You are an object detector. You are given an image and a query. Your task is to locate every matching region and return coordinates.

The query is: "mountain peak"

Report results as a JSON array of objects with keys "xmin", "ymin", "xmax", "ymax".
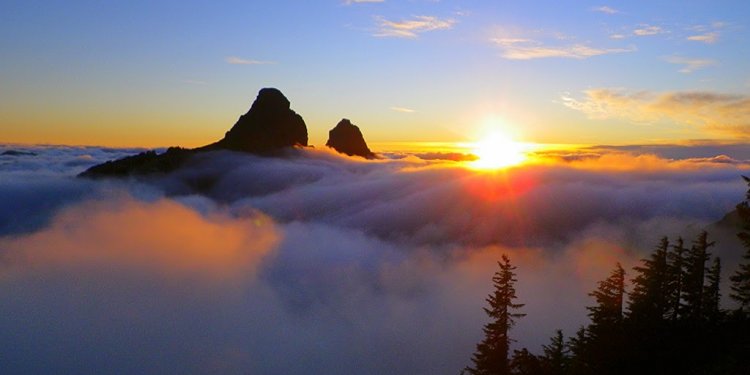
[{"xmin": 326, "ymin": 118, "xmax": 375, "ymax": 159}]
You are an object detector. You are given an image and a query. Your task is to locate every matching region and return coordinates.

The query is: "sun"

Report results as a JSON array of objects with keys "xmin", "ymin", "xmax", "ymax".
[{"xmin": 469, "ymin": 132, "xmax": 528, "ymax": 170}]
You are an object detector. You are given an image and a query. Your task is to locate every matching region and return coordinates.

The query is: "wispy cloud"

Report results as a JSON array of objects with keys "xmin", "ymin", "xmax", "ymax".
[
  {"xmin": 491, "ymin": 37, "xmax": 635, "ymax": 60},
  {"xmin": 687, "ymin": 31, "xmax": 719, "ymax": 44},
  {"xmin": 343, "ymin": 0, "xmax": 384, "ymax": 4},
  {"xmin": 374, "ymin": 15, "xmax": 455, "ymax": 38},
  {"xmin": 593, "ymin": 6, "xmax": 620, "ymax": 14},
  {"xmin": 391, "ymin": 106, "xmax": 416, "ymax": 113},
  {"xmin": 664, "ymin": 56, "xmax": 717, "ymax": 73},
  {"xmin": 225, "ymin": 56, "xmax": 276, "ymax": 65},
  {"xmin": 633, "ymin": 24, "xmax": 665, "ymax": 36},
  {"xmin": 562, "ymin": 89, "xmax": 750, "ymax": 136},
  {"xmin": 686, "ymin": 21, "xmax": 725, "ymax": 44}
]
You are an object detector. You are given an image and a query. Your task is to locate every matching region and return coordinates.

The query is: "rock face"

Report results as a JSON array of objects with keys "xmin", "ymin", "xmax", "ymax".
[
  {"xmin": 211, "ymin": 88, "xmax": 308, "ymax": 153},
  {"xmin": 326, "ymin": 119, "xmax": 375, "ymax": 159},
  {"xmin": 80, "ymin": 88, "xmax": 309, "ymax": 178}
]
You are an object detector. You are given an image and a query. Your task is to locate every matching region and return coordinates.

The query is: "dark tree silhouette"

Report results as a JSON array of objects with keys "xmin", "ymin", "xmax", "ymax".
[
  {"xmin": 628, "ymin": 237, "xmax": 670, "ymax": 322},
  {"xmin": 465, "ymin": 255, "xmax": 525, "ymax": 375},
  {"xmin": 540, "ymin": 330, "xmax": 569, "ymax": 375},
  {"xmin": 584, "ymin": 263, "xmax": 626, "ymax": 374},
  {"xmin": 666, "ymin": 237, "xmax": 687, "ymax": 321},
  {"xmin": 730, "ymin": 176, "xmax": 750, "ymax": 314},
  {"xmin": 565, "ymin": 327, "xmax": 590, "ymax": 375},
  {"xmin": 509, "ymin": 348, "xmax": 541, "ymax": 375},
  {"xmin": 587, "ymin": 263, "xmax": 625, "ymax": 329},
  {"xmin": 704, "ymin": 257, "xmax": 722, "ymax": 321},
  {"xmin": 683, "ymin": 231, "xmax": 714, "ymax": 320}
]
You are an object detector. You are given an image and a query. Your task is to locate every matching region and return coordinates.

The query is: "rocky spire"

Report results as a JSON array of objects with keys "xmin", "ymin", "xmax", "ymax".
[
  {"xmin": 326, "ymin": 119, "xmax": 375, "ymax": 159},
  {"xmin": 215, "ymin": 88, "xmax": 308, "ymax": 153}
]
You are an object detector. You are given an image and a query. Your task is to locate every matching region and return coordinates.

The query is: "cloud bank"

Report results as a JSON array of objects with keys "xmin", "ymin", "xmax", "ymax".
[{"xmin": 1, "ymin": 144, "xmax": 749, "ymax": 373}]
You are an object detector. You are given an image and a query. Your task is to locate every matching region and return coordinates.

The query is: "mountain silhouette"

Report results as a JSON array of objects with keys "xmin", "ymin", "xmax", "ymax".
[
  {"xmin": 326, "ymin": 119, "xmax": 376, "ymax": 159},
  {"xmin": 80, "ymin": 88, "xmax": 310, "ymax": 178},
  {"xmin": 202, "ymin": 87, "xmax": 308, "ymax": 153}
]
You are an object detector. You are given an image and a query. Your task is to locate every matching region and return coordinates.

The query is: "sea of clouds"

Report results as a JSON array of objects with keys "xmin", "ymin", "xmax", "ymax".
[{"xmin": 1, "ymin": 143, "xmax": 749, "ymax": 374}]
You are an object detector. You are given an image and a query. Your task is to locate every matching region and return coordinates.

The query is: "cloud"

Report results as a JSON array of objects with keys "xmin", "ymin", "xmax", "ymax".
[
  {"xmin": 1, "ymin": 145, "xmax": 749, "ymax": 373},
  {"xmin": 633, "ymin": 24, "xmax": 665, "ymax": 36},
  {"xmin": 374, "ymin": 15, "xmax": 455, "ymax": 38},
  {"xmin": 687, "ymin": 31, "xmax": 719, "ymax": 44},
  {"xmin": 562, "ymin": 89, "xmax": 750, "ymax": 136},
  {"xmin": 344, "ymin": 0, "xmax": 384, "ymax": 4},
  {"xmin": 1, "ymin": 198, "xmax": 279, "ymax": 280},
  {"xmin": 491, "ymin": 37, "xmax": 635, "ymax": 60},
  {"xmin": 593, "ymin": 6, "xmax": 620, "ymax": 14},
  {"xmin": 664, "ymin": 56, "xmax": 717, "ymax": 73},
  {"xmin": 686, "ymin": 21, "xmax": 724, "ymax": 44},
  {"xmin": 391, "ymin": 106, "xmax": 416, "ymax": 113},
  {"xmin": 0, "ymin": 144, "xmax": 150, "ymax": 236},
  {"xmin": 225, "ymin": 56, "xmax": 275, "ymax": 65}
]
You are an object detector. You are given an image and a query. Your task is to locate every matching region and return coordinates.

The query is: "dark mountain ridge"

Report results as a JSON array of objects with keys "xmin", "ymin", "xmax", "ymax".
[{"xmin": 80, "ymin": 88, "xmax": 373, "ymax": 178}]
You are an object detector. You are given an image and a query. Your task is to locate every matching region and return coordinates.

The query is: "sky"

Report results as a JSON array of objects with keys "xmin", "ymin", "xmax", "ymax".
[{"xmin": 2, "ymin": 0, "xmax": 749, "ymax": 148}]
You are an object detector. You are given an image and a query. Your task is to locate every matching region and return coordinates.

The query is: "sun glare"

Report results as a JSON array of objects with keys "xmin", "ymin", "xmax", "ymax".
[{"xmin": 469, "ymin": 132, "xmax": 528, "ymax": 170}]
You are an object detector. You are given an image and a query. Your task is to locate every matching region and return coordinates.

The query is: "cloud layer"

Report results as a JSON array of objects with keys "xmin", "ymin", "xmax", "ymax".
[{"xmin": 1, "ymin": 145, "xmax": 749, "ymax": 373}]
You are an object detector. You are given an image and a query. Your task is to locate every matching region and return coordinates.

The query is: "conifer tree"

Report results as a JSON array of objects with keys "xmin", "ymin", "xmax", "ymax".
[
  {"xmin": 666, "ymin": 237, "xmax": 687, "ymax": 320},
  {"xmin": 703, "ymin": 257, "xmax": 722, "ymax": 321},
  {"xmin": 683, "ymin": 231, "xmax": 714, "ymax": 320},
  {"xmin": 540, "ymin": 330, "xmax": 568, "ymax": 375},
  {"xmin": 466, "ymin": 255, "xmax": 526, "ymax": 375},
  {"xmin": 566, "ymin": 327, "xmax": 590, "ymax": 375},
  {"xmin": 628, "ymin": 237, "xmax": 670, "ymax": 321},
  {"xmin": 584, "ymin": 263, "xmax": 626, "ymax": 374},
  {"xmin": 587, "ymin": 263, "xmax": 626, "ymax": 329},
  {"xmin": 730, "ymin": 175, "xmax": 750, "ymax": 313},
  {"xmin": 509, "ymin": 348, "xmax": 541, "ymax": 375}
]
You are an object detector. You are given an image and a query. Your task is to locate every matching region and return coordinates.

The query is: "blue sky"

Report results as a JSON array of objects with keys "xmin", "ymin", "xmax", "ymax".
[{"xmin": 1, "ymin": 0, "xmax": 748, "ymax": 147}]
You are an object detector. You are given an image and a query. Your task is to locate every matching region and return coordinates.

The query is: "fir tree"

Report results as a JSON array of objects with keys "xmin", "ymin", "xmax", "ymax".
[
  {"xmin": 628, "ymin": 237, "xmax": 670, "ymax": 321},
  {"xmin": 565, "ymin": 327, "xmax": 590, "ymax": 375},
  {"xmin": 587, "ymin": 263, "xmax": 625, "ymax": 329},
  {"xmin": 703, "ymin": 257, "xmax": 722, "ymax": 321},
  {"xmin": 666, "ymin": 237, "xmax": 687, "ymax": 320},
  {"xmin": 730, "ymin": 175, "xmax": 750, "ymax": 314},
  {"xmin": 509, "ymin": 348, "xmax": 541, "ymax": 375},
  {"xmin": 466, "ymin": 255, "xmax": 526, "ymax": 375},
  {"xmin": 584, "ymin": 263, "xmax": 626, "ymax": 374},
  {"xmin": 540, "ymin": 330, "xmax": 568, "ymax": 375},
  {"xmin": 683, "ymin": 231, "xmax": 714, "ymax": 320}
]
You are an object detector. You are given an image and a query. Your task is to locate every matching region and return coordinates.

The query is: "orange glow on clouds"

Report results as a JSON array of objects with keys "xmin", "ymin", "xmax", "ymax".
[{"xmin": 1, "ymin": 198, "xmax": 280, "ymax": 280}]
